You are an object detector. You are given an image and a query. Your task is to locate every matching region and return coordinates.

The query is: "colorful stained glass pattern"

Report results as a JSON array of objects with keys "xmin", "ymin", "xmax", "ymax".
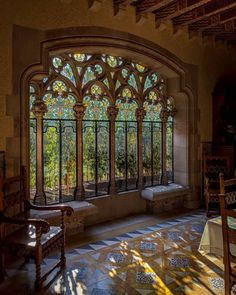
[
  {"xmin": 29, "ymin": 85, "xmax": 36, "ymax": 118},
  {"xmin": 143, "ymin": 102, "xmax": 161, "ymax": 121},
  {"xmin": 73, "ymin": 53, "xmax": 86, "ymax": 62},
  {"xmin": 60, "ymin": 63, "xmax": 76, "ymax": 85},
  {"xmin": 83, "ymin": 96, "xmax": 109, "ymax": 120},
  {"xmin": 29, "ymin": 119, "xmax": 36, "ymax": 201},
  {"xmin": 144, "ymin": 73, "xmax": 159, "ymax": 92},
  {"xmin": 128, "ymin": 74, "xmax": 138, "ymax": 92},
  {"xmin": 44, "ymin": 93, "xmax": 76, "ymax": 119},
  {"xmin": 52, "ymin": 57, "xmax": 62, "ymax": 69},
  {"xmin": 102, "ymin": 55, "xmax": 123, "ymax": 68},
  {"xmin": 116, "ymin": 99, "xmax": 137, "ymax": 121}
]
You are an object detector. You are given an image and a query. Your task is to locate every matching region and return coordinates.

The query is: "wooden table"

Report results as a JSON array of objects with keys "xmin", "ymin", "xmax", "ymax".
[{"xmin": 199, "ymin": 216, "xmax": 236, "ymax": 256}]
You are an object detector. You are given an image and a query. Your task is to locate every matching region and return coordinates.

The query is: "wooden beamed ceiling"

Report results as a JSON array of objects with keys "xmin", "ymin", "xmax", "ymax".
[{"xmin": 113, "ymin": 0, "xmax": 236, "ymax": 47}]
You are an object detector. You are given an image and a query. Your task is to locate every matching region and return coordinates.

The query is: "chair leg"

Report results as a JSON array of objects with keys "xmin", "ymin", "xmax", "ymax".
[
  {"xmin": 60, "ymin": 239, "xmax": 66, "ymax": 268},
  {"xmin": 35, "ymin": 247, "xmax": 43, "ymax": 290}
]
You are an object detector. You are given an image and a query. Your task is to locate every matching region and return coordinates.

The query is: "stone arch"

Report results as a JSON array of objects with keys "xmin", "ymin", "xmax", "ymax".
[{"xmin": 19, "ymin": 26, "xmax": 199, "ymax": 208}]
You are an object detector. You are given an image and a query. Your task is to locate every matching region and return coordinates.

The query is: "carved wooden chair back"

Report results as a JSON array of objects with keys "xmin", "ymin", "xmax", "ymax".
[
  {"xmin": 0, "ymin": 166, "xmax": 73, "ymax": 289},
  {"xmin": 203, "ymin": 155, "xmax": 230, "ymax": 216},
  {"xmin": 219, "ymin": 172, "xmax": 236, "ymax": 295}
]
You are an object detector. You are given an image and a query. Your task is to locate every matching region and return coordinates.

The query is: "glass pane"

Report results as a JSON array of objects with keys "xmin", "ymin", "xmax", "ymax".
[
  {"xmin": 167, "ymin": 121, "xmax": 173, "ymax": 183},
  {"xmin": 83, "ymin": 121, "xmax": 96, "ymax": 198},
  {"xmin": 43, "ymin": 120, "xmax": 60, "ymax": 203},
  {"xmin": 44, "ymin": 87, "xmax": 76, "ymax": 119},
  {"xmin": 116, "ymin": 99, "xmax": 137, "ymax": 121},
  {"xmin": 29, "ymin": 85, "xmax": 36, "ymax": 118},
  {"xmin": 144, "ymin": 102, "xmax": 161, "ymax": 121},
  {"xmin": 153, "ymin": 122, "xmax": 162, "ymax": 185},
  {"xmin": 97, "ymin": 121, "xmax": 109, "ymax": 196},
  {"xmin": 127, "ymin": 122, "xmax": 138, "ymax": 190},
  {"xmin": 61, "ymin": 121, "xmax": 76, "ymax": 201},
  {"xmin": 29, "ymin": 119, "xmax": 36, "ymax": 202},
  {"xmin": 142, "ymin": 122, "xmax": 152, "ymax": 187},
  {"xmin": 84, "ymin": 96, "xmax": 109, "ymax": 120},
  {"xmin": 60, "ymin": 63, "xmax": 76, "ymax": 86},
  {"xmin": 115, "ymin": 122, "xmax": 126, "ymax": 192}
]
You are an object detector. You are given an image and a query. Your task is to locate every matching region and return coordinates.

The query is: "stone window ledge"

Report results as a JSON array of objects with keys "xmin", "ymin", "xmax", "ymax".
[
  {"xmin": 30, "ymin": 201, "xmax": 97, "ymax": 235},
  {"xmin": 141, "ymin": 183, "xmax": 190, "ymax": 201}
]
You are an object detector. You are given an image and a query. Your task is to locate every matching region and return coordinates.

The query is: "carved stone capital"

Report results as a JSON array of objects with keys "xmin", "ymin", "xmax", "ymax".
[
  {"xmin": 32, "ymin": 100, "xmax": 47, "ymax": 118},
  {"xmin": 74, "ymin": 102, "xmax": 86, "ymax": 120},
  {"xmin": 135, "ymin": 107, "xmax": 146, "ymax": 121},
  {"xmin": 107, "ymin": 105, "xmax": 119, "ymax": 121}
]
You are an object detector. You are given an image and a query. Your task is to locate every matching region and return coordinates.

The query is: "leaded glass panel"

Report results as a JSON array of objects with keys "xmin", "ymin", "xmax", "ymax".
[
  {"xmin": 44, "ymin": 89, "xmax": 76, "ymax": 119},
  {"xmin": 83, "ymin": 96, "xmax": 109, "ymax": 120},
  {"xmin": 30, "ymin": 119, "xmax": 36, "ymax": 201}
]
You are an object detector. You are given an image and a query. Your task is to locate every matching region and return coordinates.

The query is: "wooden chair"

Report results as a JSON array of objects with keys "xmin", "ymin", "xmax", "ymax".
[
  {"xmin": 219, "ymin": 172, "xmax": 236, "ymax": 295},
  {"xmin": 0, "ymin": 167, "xmax": 73, "ymax": 289},
  {"xmin": 203, "ymin": 156, "xmax": 230, "ymax": 217}
]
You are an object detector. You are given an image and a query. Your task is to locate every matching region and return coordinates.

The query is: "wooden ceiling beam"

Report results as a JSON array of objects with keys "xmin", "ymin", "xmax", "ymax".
[
  {"xmin": 136, "ymin": 0, "xmax": 174, "ymax": 14},
  {"xmin": 113, "ymin": 0, "xmax": 137, "ymax": 15},
  {"xmin": 154, "ymin": 0, "xmax": 211, "ymax": 21},
  {"xmin": 189, "ymin": 7, "xmax": 236, "ymax": 32},
  {"xmin": 173, "ymin": 0, "xmax": 236, "ymax": 26}
]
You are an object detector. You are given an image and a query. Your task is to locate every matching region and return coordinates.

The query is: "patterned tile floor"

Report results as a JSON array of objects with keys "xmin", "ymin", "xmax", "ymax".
[{"xmin": 0, "ymin": 210, "xmax": 225, "ymax": 294}]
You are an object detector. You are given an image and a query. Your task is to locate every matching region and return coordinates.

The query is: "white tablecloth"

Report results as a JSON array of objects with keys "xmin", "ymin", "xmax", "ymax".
[{"xmin": 199, "ymin": 216, "xmax": 236, "ymax": 256}]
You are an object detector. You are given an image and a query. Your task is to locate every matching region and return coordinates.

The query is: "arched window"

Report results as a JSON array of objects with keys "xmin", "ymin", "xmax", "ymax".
[{"xmin": 29, "ymin": 53, "xmax": 175, "ymax": 204}]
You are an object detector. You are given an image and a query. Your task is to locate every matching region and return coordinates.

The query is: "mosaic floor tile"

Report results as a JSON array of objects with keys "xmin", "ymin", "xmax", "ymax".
[{"xmin": 0, "ymin": 210, "xmax": 226, "ymax": 294}]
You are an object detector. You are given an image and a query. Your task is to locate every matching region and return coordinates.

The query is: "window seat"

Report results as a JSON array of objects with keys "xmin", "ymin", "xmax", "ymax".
[
  {"xmin": 30, "ymin": 201, "xmax": 97, "ymax": 235},
  {"xmin": 141, "ymin": 183, "xmax": 190, "ymax": 213}
]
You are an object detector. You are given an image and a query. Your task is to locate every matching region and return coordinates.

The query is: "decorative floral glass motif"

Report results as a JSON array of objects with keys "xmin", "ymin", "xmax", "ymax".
[
  {"xmin": 52, "ymin": 80, "xmax": 67, "ymax": 95},
  {"xmin": 29, "ymin": 85, "xmax": 36, "ymax": 118},
  {"xmin": 144, "ymin": 73, "xmax": 159, "ymax": 92},
  {"xmin": 44, "ymin": 82, "xmax": 76, "ymax": 119},
  {"xmin": 84, "ymin": 96, "xmax": 109, "ymax": 120},
  {"xmin": 60, "ymin": 63, "xmax": 76, "ymax": 85},
  {"xmin": 143, "ymin": 102, "xmax": 161, "ymax": 121},
  {"xmin": 116, "ymin": 89, "xmax": 137, "ymax": 121},
  {"xmin": 52, "ymin": 57, "xmax": 62, "ymax": 69},
  {"xmin": 73, "ymin": 53, "xmax": 86, "ymax": 62},
  {"xmin": 102, "ymin": 54, "xmax": 123, "ymax": 68}
]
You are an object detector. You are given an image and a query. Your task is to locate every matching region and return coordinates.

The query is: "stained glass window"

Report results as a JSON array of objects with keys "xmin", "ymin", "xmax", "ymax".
[{"xmin": 29, "ymin": 52, "xmax": 175, "ymax": 203}]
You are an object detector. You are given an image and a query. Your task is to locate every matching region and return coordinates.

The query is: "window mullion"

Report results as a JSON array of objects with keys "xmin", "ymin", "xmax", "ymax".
[
  {"xmin": 136, "ymin": 107, "xmax": 146, "ymax": 191},
  {"xmin": 32, "ymin": 100, "xmax": 47, "ymax": 205},
  {"xmin": 107, "ymin": 106, "xmax": 118, "ymax": 195},
  {"xmin": 161, "ymin": 120, "xmax": 168, "ymax": 185},
  {"xmin": 74, "ymin": 102, "xmax": 86, "ymax": 200},
  {"xmin": 95, "ymin": 121, "xmax": 98, "ymax": 196}
]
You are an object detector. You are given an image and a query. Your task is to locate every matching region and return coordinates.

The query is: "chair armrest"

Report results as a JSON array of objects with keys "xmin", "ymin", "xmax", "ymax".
[
  {"xmin": 27, "ymin": 201, "xmax": 74, "ymax": 217},
  {"xmin": 0, "ymin": 214, "xmax": 50, "ymax": 234}
]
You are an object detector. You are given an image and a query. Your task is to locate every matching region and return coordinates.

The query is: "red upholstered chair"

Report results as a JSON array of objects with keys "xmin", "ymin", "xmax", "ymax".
[{"xmin": 0, "ymin": 167, "xmax": 73, "ymax": 289}]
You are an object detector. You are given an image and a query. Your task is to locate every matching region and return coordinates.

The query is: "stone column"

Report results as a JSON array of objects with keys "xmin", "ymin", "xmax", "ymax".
[
  {"xmin": 136, "ymin": 107, "xmax": 146, "ymax": 191},
  {"xmin": 32, "ymin": 100, "xmax": 47, "ymax": 204},
  {"xmin": 160, "ymin": 109, "xmax": 169, "ymax": 185},
  {"xmin": 107, "ymin": 105, "xmax": 119, "ymax": 195},
  {"xmin": 74, "ymin": 102, "xmax": 86, "ymax": 200}
]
